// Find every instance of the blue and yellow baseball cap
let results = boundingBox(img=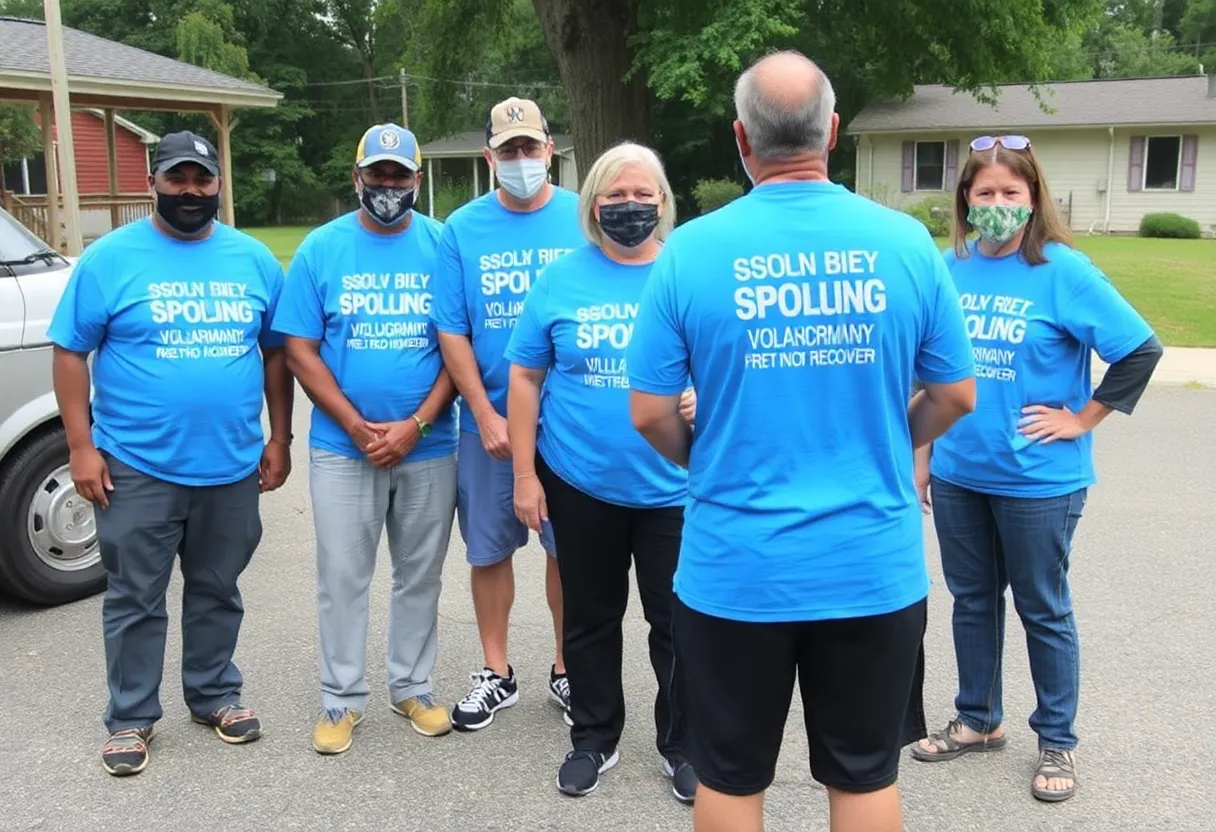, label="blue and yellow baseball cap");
[355,123,422,171]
